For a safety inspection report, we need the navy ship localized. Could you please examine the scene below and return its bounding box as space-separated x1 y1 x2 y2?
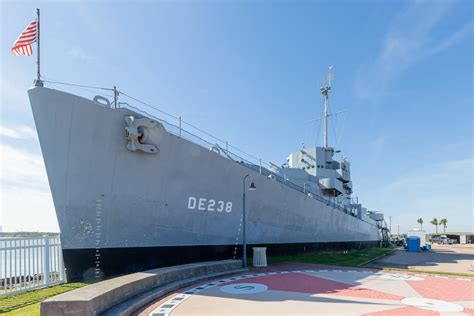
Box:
28 68 385 281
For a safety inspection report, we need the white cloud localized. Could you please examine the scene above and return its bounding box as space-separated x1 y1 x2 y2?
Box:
369 134 390 160
432 21 474 54
365 159 473 233
1 186 58 232
0 124 37 140
354 2 472 99
67 47 95 61
0 142 57 231
0 76 29 106
0 142 48 191
0 67 34 122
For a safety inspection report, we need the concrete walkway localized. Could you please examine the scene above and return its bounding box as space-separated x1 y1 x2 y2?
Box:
370 244 474 274
135 263 473 315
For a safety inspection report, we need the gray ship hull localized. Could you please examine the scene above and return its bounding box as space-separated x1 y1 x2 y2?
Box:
28 87 380 280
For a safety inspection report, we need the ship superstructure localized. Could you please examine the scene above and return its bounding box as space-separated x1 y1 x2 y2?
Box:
270 67 367 221
28 68 385 281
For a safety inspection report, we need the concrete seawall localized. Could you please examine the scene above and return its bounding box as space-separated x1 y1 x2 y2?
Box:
41 260 244 316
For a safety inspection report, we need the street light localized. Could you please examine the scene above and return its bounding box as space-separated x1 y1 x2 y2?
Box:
242 174 256 268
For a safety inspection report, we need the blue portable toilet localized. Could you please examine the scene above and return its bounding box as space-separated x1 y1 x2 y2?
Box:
407 236 420 252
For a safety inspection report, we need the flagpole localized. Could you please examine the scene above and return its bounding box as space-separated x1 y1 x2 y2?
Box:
35 8 43 86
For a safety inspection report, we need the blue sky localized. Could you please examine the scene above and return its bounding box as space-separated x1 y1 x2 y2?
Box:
0 0 472 233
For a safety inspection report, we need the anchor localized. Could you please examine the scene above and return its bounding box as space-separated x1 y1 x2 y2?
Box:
125 115 159 154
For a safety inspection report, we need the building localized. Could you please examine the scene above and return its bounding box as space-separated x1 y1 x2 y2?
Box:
429 232 474 244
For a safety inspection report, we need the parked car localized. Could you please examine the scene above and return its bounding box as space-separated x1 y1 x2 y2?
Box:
432 236 454 245
391 237 406 248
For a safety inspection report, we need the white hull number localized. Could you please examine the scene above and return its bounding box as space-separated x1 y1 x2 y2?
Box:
188 196 232 213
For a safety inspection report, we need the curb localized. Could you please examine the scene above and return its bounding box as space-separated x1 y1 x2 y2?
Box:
41 260 243 316
356 248 398 267
105 268 248 315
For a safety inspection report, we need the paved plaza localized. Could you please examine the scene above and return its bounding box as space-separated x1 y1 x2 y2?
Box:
370 245 474 275
136 263 474 315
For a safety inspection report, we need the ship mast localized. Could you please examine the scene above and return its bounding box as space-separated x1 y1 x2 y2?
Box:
320 66 333 148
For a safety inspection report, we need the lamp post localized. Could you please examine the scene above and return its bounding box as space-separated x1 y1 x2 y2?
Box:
242 174 256 268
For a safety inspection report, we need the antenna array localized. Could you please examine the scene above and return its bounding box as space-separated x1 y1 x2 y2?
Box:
320 66 333 148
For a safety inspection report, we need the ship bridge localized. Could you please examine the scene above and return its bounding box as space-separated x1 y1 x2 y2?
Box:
270 146 352 199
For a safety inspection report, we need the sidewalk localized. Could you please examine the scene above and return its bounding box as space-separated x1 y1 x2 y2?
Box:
135 262 473 315
369 244 474 275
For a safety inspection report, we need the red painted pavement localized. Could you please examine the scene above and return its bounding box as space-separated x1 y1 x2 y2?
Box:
136 263 474 316
228 272 403 300
363 306 440 316
407 277 474 301
464 308 474 316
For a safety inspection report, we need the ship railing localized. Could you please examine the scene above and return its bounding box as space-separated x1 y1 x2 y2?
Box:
128 106 377 226
118 101 261 169
119 101 352 213
0 236 65 297
107 97 363 218
40 81 371 224
256 167 349 213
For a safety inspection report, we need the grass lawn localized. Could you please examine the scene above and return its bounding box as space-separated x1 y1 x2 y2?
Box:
257 247 395 267
4 303 41 316
0 283 87 314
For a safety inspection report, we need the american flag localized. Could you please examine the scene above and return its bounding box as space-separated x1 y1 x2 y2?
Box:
11 20 37 56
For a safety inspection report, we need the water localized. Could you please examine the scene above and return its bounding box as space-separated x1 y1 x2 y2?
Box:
0 237 62 279
0 237 64 296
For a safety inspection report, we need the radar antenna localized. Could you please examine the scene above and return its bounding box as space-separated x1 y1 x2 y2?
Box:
320 66 333 148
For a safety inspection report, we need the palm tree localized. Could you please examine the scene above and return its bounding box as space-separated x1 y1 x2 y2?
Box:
439 218 448 233
417 218 423 230
430 218 438 233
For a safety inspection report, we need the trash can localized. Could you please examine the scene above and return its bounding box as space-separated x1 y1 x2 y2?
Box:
407 236 420 252
252 247 267 267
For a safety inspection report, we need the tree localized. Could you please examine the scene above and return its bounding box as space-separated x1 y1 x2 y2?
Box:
439 218 448 233
417 218 423 230
430 218 438 233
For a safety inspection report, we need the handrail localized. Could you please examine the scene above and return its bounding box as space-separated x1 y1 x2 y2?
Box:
0 236 65 297
40 80 374 225
120 100 354 215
